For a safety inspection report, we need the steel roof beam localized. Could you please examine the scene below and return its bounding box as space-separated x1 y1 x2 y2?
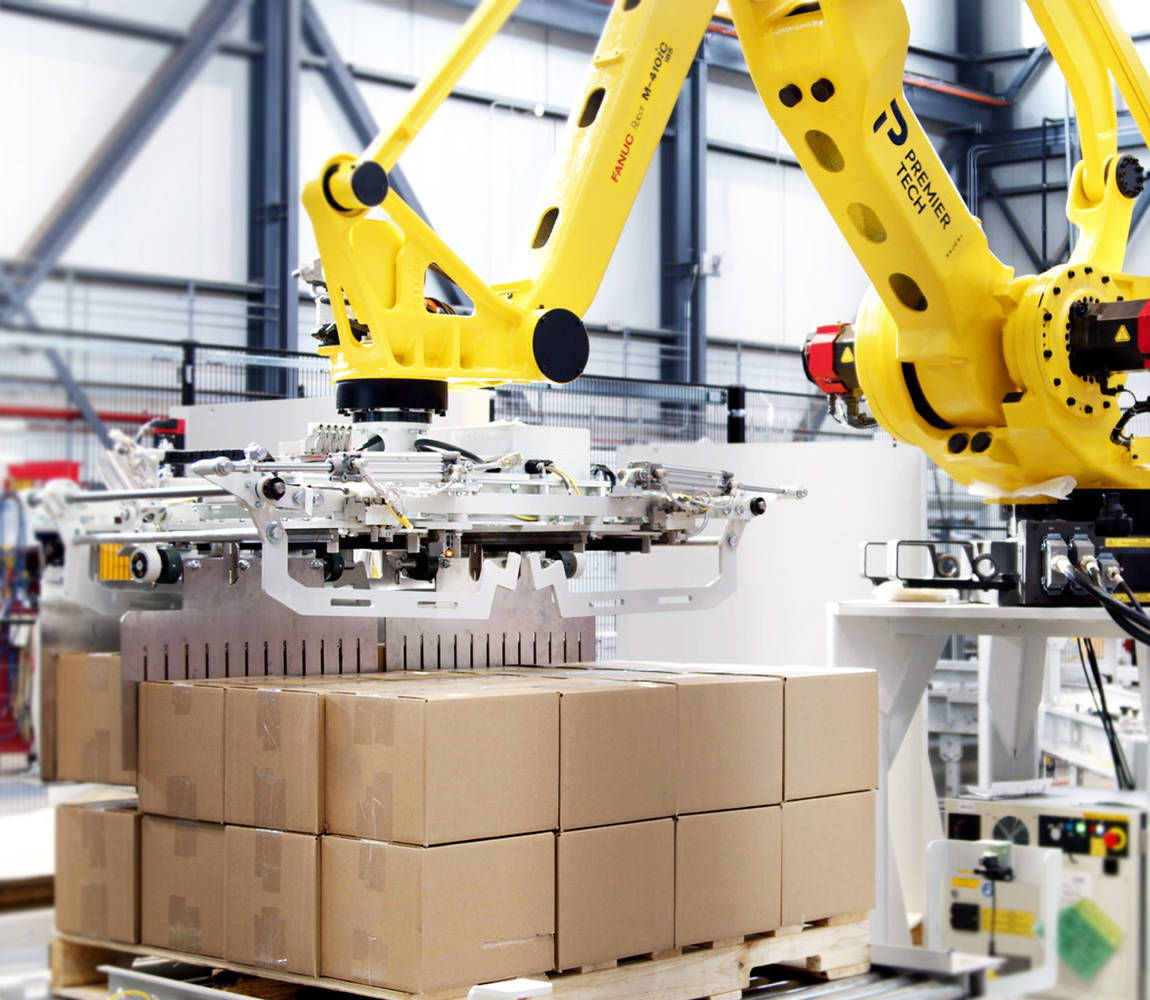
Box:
0 0 251 325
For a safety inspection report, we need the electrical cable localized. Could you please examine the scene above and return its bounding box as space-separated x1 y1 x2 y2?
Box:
547 463 581 496
1119 579 1145 613
989 880 997 958
1084 636 1135 789
1055 561 1148 786
590 464 616 488
414 438 485 464
1064 563 1150 645
357 467 413 529
1078 639 1131 787
1076 639 1103 717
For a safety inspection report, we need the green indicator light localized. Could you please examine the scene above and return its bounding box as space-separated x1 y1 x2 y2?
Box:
1076 821 1087 834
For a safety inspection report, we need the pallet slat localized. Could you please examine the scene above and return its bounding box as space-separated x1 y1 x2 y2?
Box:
54 917 870 1000
0 875 53 912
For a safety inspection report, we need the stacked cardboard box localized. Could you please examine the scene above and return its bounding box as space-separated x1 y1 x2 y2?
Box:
505 665 878 949
55 653 134 786
55 797 140 943
566 663 879 926
131 674 561 990
56 662 877 994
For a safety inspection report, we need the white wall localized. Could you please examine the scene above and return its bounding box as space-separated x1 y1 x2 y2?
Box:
616 440 925 666
0 9 250 286
0 0 957 359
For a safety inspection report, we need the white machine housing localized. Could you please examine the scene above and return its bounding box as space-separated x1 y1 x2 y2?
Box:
943 790 1148 999
925 836 1061 998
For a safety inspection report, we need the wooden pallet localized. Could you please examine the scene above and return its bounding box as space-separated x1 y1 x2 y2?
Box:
53 915 869 1000
0 874 52 912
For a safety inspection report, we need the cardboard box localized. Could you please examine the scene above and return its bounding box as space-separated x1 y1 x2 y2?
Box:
56 653 134 786
562 668 782 813
322 833 554 992
225 686 323 833
138 681 225 822
675 675 782 812
140 816 226 957
557 679 676 830
225 826 319 975
324 683 558 845
781 791 875 925
676 807 781 945
55 799 140 942
556 818 674 969
604 662 877 801
771 667 877 801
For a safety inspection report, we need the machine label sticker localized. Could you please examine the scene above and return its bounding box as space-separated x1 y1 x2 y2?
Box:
613 41 673 184
1060 871 1093 909
981 882 995 898
874 97 952 230
641 41 673 102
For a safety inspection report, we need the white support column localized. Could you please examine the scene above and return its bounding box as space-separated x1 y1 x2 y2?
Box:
978 633 1048 786
829 606 947 948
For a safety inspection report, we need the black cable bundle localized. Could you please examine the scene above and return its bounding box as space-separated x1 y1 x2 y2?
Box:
1064 562 1150 646
1076 637 1136 790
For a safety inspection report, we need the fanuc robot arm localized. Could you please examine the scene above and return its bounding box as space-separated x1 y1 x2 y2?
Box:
792 0 1150 501
776 1 1150 618
303 0 1150 500
299 0 724 413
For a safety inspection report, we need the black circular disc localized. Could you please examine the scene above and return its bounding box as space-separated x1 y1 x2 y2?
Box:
532 308 589 384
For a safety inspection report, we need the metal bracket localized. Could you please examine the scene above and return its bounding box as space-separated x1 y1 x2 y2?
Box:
198 467 745 620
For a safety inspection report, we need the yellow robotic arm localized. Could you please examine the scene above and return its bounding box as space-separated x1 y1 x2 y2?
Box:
773 0 1150 498
304 0 1150 500
301 0 720 415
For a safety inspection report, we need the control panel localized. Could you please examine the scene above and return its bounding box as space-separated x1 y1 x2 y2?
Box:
943 796 1145 1000
1038 814 1129 859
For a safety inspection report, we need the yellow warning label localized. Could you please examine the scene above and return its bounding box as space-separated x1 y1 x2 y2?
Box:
1091 838 1107 858
1116 591 1150 603
981 908 1036 936
1116 325 1132 343
952 877 980 890
1103 537 1150 548
841 346 854 363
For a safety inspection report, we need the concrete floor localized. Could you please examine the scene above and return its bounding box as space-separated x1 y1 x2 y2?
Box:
0 770 53 1000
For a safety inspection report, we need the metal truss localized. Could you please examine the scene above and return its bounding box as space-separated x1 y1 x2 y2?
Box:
0 0 250 327
0 0 1063 379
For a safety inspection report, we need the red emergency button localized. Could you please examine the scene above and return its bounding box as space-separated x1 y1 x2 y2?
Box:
1103 828 1127 851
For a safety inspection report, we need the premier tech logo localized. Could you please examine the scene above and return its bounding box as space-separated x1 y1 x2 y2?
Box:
873 97 952 230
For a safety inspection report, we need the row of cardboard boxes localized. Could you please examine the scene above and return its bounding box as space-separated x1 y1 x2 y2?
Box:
57 791 875 994
55 659 878 833
129 662 878 840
